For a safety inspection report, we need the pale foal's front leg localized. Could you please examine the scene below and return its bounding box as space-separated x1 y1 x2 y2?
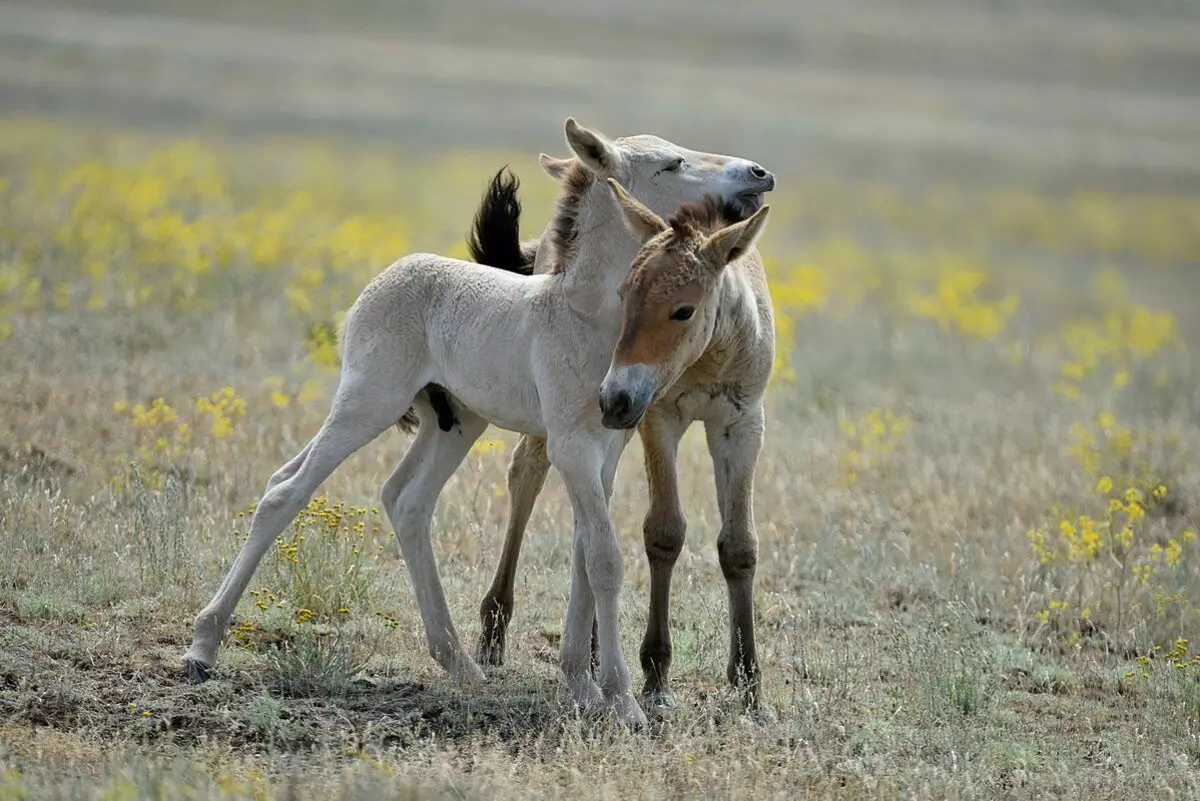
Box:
382 406 490 684
552 434 647 729
184 387 406 681
704 403 773 721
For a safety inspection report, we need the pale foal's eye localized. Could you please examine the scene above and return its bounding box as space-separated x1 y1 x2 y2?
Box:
663 158 684 172
669 305 695 321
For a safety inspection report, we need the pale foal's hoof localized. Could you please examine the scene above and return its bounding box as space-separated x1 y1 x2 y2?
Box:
448 654 487 685
182 656 212 684
568 674 604 711
606 692 649 730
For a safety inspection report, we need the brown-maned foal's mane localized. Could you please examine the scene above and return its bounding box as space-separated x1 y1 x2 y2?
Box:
665 194 742 239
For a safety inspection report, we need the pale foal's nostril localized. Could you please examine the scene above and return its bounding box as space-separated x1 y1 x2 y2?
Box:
750 163 767 179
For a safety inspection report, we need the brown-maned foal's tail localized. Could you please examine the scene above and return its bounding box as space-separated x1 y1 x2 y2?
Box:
395 167 535 435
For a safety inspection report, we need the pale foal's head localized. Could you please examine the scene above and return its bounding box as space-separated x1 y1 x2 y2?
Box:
542 118 775 222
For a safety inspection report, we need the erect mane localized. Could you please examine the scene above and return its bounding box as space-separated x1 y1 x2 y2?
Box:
547 160 592 274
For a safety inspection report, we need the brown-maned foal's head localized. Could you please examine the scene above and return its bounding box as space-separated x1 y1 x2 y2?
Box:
598 179 770 430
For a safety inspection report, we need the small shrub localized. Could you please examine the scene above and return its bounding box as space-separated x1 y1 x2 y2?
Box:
265 627 366 698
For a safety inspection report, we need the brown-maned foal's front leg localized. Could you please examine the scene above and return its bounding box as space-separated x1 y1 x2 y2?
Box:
477 433 550 667
705 403 773 720
637 410 690 711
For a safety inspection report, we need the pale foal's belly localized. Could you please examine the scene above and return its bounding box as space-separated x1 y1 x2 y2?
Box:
440 369 547 437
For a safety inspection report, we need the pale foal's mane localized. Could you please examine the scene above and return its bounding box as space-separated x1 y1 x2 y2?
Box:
546 160 593 274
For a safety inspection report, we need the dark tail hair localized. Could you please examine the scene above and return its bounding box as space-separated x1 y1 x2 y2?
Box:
467 167 533 276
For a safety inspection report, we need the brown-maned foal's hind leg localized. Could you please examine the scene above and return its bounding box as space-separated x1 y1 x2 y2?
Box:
705 403 774 720
637 410 690 711
476 433 550 667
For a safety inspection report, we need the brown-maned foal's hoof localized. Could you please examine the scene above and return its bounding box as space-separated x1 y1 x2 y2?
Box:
747 700 778 726
643 689 680 719
475 632 506 668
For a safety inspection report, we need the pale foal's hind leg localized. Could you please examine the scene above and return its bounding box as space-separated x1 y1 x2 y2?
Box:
184 386 407 681
704 403 773 721
383 406 489 684
553 434 646 728
635 410 689 713
476 433 550 667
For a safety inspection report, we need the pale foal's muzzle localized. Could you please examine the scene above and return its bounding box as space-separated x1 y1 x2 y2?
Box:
599 364 659 430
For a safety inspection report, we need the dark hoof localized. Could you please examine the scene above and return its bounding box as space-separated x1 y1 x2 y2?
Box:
476 633 506 668
182 657 211 683
740 688 777 725
643 690 680 719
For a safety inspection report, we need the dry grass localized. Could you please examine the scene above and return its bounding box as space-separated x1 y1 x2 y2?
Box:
2 1 1200 798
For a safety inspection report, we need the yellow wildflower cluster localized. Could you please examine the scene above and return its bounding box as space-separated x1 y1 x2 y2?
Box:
1029 411 1195 644
470 437 508 457
1067 412 1184 503
907 264 1020 341
195 387 248 441
112 387 245 491
251 496 387 624
0 119 422 341
1051 305 1177 401
768 262 831 383
1125 637 1200 682
1027 482 1167 570
797 181 1200 266
836 409 912 485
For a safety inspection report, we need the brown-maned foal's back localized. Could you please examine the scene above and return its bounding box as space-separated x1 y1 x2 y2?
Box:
482 180 776 718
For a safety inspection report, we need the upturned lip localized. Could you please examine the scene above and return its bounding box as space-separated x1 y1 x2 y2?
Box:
737 190 765 212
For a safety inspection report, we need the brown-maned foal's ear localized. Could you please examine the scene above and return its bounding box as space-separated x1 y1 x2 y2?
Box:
538 154 574 181
698 205 770 268
564 118 621 175
605 178 667 244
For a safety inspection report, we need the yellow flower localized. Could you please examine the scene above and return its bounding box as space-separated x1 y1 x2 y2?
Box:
1095 476 1113 495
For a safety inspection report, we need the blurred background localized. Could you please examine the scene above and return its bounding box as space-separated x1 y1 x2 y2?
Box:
2 5 1200 790
4 0 1199 190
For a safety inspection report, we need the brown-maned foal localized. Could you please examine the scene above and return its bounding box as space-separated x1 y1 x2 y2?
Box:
486 180 777 718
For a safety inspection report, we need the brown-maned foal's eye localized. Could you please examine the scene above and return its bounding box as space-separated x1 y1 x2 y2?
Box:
669 306 695 322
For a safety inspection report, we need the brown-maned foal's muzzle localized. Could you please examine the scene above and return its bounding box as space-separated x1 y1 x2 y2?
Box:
598 364 658 430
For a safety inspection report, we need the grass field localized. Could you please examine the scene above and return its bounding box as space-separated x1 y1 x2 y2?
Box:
1 1 1200 798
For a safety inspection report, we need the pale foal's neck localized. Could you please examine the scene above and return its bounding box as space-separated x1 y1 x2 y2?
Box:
558 188 638 322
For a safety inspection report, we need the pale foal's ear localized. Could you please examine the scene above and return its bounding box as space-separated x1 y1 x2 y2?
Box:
564 117 621 175
606 178 667 244
538 154 574 180
698 205 770 269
